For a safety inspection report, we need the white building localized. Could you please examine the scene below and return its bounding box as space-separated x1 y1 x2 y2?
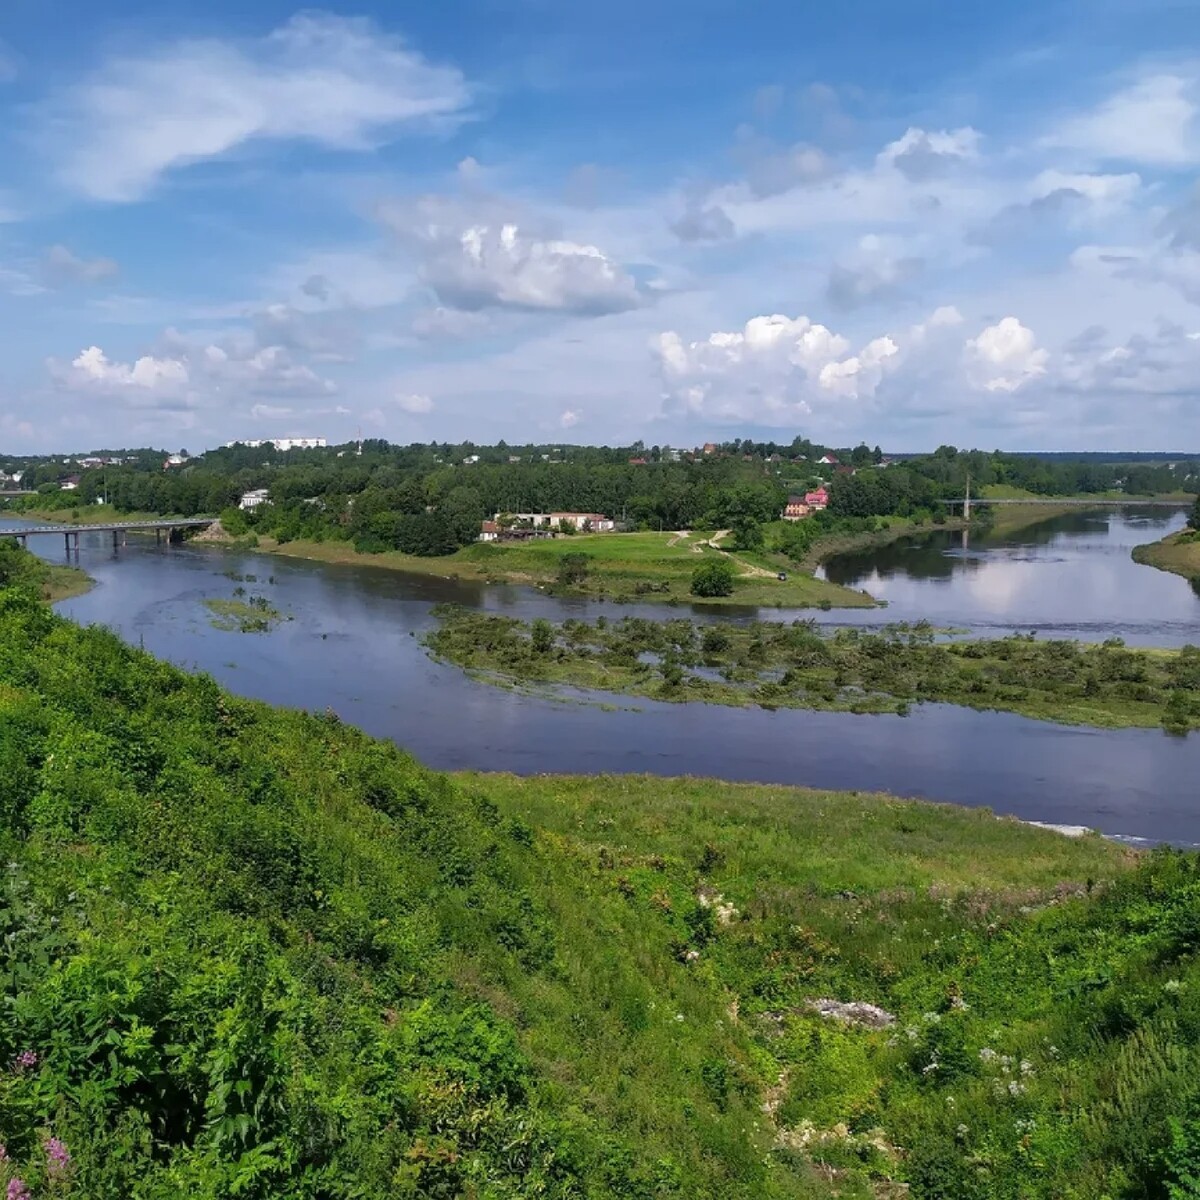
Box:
239 489 270 511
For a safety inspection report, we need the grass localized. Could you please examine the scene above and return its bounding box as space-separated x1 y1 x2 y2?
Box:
426 608 1200 732
203 594 284 632
40 562 93 603
260 530 880 609
8 587 1200 1197
1133 528 1200 582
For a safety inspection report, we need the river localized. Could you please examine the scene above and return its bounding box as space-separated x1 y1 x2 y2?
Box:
7 505 1200 844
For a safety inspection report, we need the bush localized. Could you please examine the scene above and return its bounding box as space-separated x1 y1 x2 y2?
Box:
690 560 736 597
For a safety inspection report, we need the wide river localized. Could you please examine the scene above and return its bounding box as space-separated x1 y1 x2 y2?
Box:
9 505 1200 844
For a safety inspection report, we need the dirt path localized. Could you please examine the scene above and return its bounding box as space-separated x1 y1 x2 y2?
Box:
666 530 690 548
702 530 777 578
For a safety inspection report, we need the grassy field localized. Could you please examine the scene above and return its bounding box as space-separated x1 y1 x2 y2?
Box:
41 561 93 602
261 529 881 608
1133 529 1200 582
427 609 1200 732
11 586 1200 1197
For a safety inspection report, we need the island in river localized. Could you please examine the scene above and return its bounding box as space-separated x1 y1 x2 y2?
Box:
1134 527 1200 584
426 607 1200 733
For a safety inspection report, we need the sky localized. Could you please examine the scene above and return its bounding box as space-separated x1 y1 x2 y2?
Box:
1 0 1199 453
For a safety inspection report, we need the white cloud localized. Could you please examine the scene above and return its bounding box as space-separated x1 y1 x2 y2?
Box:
382 196 644 315
43 13 473 201
51 332 336 410
42 244 120 286
826 235 924 310
68 345 188 392
250 403 293 420
1044 72 1198 165
559 408 581 428
654 312 905 419
964 318 1048 392
671 203 736 243
396 391 434 413
1031 170 1141 207
877 126 981 180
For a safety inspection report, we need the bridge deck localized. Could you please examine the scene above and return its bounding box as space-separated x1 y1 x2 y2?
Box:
0 518 214 538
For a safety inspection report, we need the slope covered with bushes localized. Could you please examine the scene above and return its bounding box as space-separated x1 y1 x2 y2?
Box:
0 586 1198 1198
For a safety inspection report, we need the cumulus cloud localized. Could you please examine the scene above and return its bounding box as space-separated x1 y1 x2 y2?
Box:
300 274 332 301
733 138 831 197
654 311 904 420
964 318 1048 392
1159 183 1200 250
50 331 336 410
559 408 581 428
381 196 644 315
877 127 981 180
42 13 473 201
252 303 360 361
671 203 736 243
41 244 119 287
826 236 923 309
1044 72 1198 165
396 392 434 413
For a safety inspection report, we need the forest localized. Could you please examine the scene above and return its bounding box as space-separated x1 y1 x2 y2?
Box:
2 576 1200 1197
4 439 1196 560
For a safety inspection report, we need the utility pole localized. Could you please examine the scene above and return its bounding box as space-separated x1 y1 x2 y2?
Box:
963 473 972 521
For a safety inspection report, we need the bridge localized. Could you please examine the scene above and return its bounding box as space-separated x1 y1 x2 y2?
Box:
941 497 1192 514
0 517 215 553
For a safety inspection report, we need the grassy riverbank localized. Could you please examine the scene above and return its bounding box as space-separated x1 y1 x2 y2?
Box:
255 529 881 608
427 608 1200 732
0 541 92 602
12 589 1200 1196
1133 529 1200 582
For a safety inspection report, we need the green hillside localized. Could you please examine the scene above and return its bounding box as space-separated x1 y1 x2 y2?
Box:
1 583 1199 1197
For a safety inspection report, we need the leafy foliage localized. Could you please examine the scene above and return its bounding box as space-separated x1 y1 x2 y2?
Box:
690 559 736 597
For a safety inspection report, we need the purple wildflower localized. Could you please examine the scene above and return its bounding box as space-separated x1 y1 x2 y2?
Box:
0 1143 7 1162
11 1051 37 1073
44 1135 71 1176
6 1178 28 1200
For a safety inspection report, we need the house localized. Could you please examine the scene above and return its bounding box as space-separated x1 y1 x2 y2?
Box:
702 442 718 455
817 453 839 466
61 475 81 491
805 487 829 510
225 438 326 452
782 496 811 521
462 455 480 465
239 488 270 511
508 455 522 464
478 520 500 542
550 512 615 532
163 453 189 468
628 457 648 466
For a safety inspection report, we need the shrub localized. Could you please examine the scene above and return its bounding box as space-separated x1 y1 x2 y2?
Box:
690 559 736 598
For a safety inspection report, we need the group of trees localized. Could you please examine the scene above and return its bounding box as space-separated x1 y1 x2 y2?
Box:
5 439 1198 560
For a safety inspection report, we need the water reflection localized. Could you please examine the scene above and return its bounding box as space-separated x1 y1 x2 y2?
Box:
820 508 1197 644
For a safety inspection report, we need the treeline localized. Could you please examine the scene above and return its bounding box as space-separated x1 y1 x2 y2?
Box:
5 439 1197 559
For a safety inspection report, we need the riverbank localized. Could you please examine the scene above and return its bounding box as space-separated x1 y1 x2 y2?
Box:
251 529 881 609
427 608 1200 732
13 583 1197 1199
0 541 93 602
1133 529 1200 582
41 561 93 602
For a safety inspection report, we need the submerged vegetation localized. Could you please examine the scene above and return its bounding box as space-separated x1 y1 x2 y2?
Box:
203 594 284 633
427 608 1200 733
2 589 1200 1196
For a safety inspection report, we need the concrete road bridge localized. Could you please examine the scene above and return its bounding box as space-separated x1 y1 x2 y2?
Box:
0 517 215 553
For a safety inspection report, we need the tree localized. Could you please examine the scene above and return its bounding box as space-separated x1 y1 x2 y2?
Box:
1189 495 1200 531
530 618 554 653
730 517 764 552
690 559 736 597
556 553 592 588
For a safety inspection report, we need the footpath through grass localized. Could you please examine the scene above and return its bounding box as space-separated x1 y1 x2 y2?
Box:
427 608 1200 732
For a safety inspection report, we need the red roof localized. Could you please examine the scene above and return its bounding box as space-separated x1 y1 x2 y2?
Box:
480 520 499 533
804 488 829 505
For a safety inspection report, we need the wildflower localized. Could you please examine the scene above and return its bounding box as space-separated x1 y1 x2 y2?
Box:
1008 1080 1024 1097
1020 1059 1035 1077
7 1179 29 1200
1165 978 1183 994
922 1011 941 1024
955 1123 969 1140
922 1058 939 1075
979 1047 998 1063
950 995 969 1011
45 1135 71 1176
674 1013 684 1022
0 1143 7 1161
11 1050 37 1073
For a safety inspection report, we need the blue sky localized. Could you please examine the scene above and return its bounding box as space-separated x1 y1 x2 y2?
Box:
1 0 1199 452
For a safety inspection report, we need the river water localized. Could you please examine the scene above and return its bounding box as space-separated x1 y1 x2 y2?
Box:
7 505 1200 844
